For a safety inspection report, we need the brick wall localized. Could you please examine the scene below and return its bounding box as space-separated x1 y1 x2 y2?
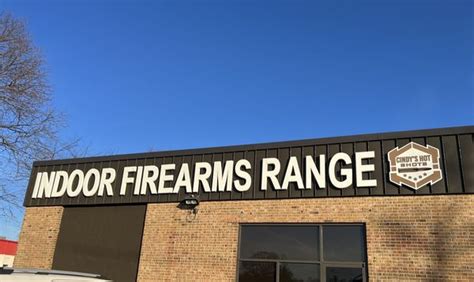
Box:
13 196 473 281
137 195 473 281
14 206 63 269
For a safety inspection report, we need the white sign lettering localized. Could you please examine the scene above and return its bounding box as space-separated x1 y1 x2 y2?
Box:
31 151 379 199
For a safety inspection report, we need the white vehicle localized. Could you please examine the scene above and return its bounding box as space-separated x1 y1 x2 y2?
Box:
0 267 111 281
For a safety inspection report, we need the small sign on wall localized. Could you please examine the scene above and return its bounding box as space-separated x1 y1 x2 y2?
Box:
388 142 442 190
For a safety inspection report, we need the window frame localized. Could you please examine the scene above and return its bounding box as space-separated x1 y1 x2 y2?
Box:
237 223 368 282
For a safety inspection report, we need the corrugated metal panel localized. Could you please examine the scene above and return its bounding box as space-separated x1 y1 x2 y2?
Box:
459 134 474 193
24 126 474 207
368 141 384 196
426 136 446 194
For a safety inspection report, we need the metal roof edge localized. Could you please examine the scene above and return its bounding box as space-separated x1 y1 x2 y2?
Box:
32 125 474 166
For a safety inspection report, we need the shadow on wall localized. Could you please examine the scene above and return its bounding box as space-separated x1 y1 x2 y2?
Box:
370 199 472 279
432 202 472 278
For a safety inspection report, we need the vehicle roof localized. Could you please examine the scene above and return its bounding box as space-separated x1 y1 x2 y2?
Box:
0 267 110 281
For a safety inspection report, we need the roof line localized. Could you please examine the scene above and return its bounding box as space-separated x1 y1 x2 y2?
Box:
32 125 474 166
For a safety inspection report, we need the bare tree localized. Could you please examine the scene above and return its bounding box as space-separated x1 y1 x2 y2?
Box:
0 13 77 218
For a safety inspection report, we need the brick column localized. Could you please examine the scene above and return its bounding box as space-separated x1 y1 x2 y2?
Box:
14 206 63 269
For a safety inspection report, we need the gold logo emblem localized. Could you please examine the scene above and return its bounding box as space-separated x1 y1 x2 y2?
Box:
388 142 442 190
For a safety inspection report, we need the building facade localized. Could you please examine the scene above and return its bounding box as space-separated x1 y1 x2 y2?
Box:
15 126 474 281
0 238 17 267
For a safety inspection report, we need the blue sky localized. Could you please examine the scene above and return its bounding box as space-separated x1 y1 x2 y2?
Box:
1 0 473 240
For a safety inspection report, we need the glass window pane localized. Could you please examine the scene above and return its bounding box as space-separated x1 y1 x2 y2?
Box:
326 267 363 282
323 225 365 262
280 263 320 282
238 261 276 282
240 226 319 261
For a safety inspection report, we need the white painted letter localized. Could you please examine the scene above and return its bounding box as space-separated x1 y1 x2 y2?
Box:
141 166 158 195
120 166 137 195
67 169 84 197
52 171 68 197
133 166 144 195
38 172 55 198
99 168 116 196
261 158 281 190
32 172 43 198
83 169 100 197
158 164 175 194
329 153 352 189
282 157 304 189
193 162 212 193
174 163 192 193
212 161 234 192
305 155 326 189
234 159 251 192
355 151 377 187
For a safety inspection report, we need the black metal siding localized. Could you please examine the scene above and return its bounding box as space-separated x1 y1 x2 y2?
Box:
24 126 474 207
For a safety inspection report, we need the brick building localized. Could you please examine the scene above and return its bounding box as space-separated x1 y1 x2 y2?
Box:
15 126 474 281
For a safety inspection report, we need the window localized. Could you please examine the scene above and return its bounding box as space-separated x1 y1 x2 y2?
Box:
238 224 367 282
